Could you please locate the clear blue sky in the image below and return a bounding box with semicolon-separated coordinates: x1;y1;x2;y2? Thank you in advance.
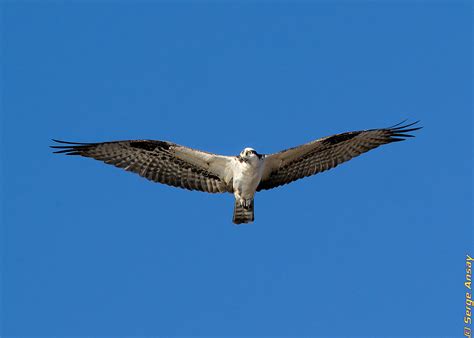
1;1;472;337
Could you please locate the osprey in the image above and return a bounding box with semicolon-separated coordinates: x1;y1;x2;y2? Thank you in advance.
51;121;421;224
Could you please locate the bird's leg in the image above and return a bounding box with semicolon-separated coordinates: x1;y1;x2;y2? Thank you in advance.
235;192;252;209
241;198;253;209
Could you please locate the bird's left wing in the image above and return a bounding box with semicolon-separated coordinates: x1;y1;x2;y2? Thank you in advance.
51;139;235;193
258;121;421;191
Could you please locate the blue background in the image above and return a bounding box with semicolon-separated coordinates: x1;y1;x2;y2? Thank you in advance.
1;1;472;337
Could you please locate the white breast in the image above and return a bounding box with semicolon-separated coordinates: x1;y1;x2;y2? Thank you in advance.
232;157;265;198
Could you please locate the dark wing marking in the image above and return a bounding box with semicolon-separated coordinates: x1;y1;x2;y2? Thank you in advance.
258;121;421;191
51;139;234;193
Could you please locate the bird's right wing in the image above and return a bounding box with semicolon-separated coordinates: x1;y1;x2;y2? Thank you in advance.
258;121;421;191
51;139;235;193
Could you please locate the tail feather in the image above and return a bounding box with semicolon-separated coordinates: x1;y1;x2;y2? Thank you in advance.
233;199;254;224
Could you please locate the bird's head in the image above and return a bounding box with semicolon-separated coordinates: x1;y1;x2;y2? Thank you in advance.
239;147;262;161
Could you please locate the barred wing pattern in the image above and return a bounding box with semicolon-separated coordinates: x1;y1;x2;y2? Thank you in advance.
258;121;421;191
51;140;234;193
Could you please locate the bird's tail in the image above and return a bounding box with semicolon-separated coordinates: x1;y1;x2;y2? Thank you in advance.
233;199;254;224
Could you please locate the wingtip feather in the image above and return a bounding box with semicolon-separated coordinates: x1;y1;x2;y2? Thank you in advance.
386;120;422;141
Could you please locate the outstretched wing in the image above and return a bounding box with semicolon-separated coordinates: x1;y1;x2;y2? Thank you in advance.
51;139;235;193
258;121;421;191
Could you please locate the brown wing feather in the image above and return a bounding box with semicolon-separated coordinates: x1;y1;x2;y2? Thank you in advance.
51;139;232;193
258;121;421;191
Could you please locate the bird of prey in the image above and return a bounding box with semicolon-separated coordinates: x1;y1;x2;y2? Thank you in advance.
51;121;421;224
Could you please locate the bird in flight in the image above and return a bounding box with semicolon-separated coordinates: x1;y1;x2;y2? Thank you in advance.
51;121;421;224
